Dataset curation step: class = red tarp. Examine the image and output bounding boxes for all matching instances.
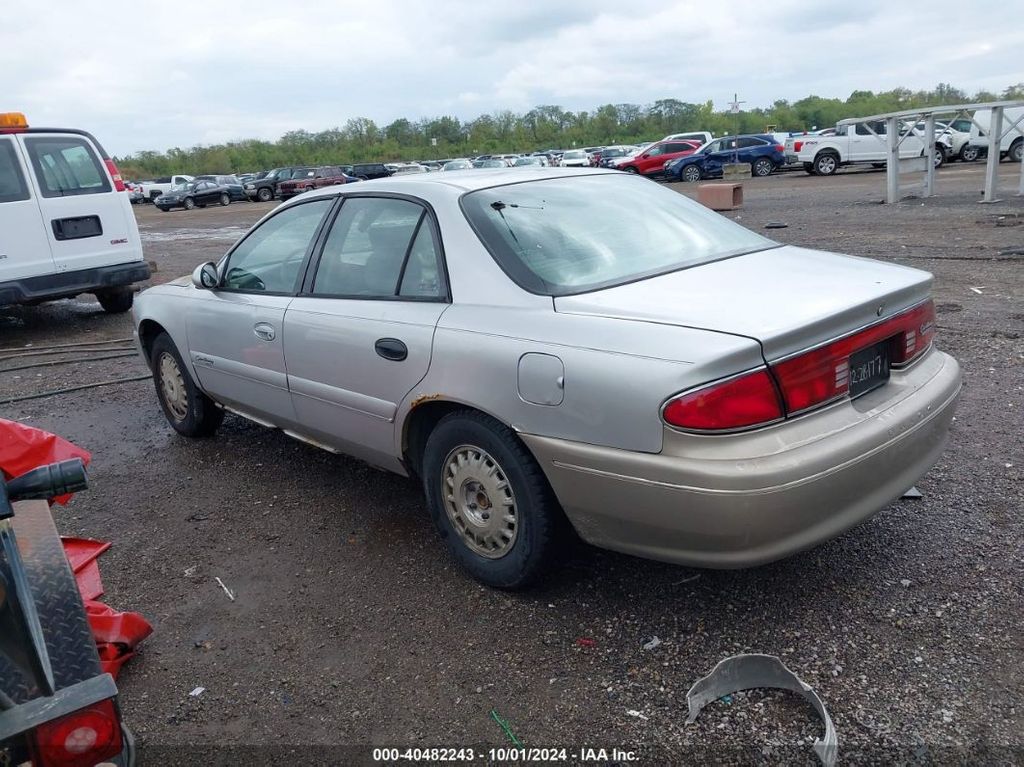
[1,418,153,677]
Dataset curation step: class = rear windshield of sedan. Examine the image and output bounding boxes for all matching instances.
[461,174,777,295]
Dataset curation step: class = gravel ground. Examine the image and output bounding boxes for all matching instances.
[1,164,1021,766]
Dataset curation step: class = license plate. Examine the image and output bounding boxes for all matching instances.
[848,341,891,398]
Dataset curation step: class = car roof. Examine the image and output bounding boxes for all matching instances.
[294,167,617,197]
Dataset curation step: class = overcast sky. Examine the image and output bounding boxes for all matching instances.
[2,0,1021,156]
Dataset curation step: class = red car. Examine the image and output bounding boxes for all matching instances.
[614,140,700,176]
[277,166,351,199]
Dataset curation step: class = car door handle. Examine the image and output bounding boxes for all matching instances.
[253,322,276,341]
[375,338,407,361]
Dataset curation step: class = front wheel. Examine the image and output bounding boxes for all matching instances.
[752,157,774,177]
[257,187,273,202]
[219,193,230,206]
[960,144,980,162]
[422,411,562,589]
[622,166,639,174]
[681,165,702,182]
[932,147,946,168]
[150,333,224,438]
[183,197,195,210]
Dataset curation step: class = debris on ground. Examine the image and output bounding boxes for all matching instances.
[625,710,649,721]
[189,686,206,697]
[901,486,924,499]
[642,636,662,651]
[576,637,596,649]
[764,222,789,229]
[686,654,837,767]
[490,709,523,747]
[215,576,236,601]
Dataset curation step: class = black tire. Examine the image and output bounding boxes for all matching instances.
[752,157,775,177]
[871,162,886,169]
[813,151,839,176]
[422,410,562,589]
[681,164,702,182]
[803,162,815,175]
[150,332,224,438]
[1010,139,1023,163]
[622,165,639,174]
[257,186,273,202]
[219,193,230,206]
[932,146,945,169]
[960,144,979,162]
[183,197,195,210]
[95,287,134,313]
[198,204,207,208]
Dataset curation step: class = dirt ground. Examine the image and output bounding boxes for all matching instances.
[1,164,1022,765]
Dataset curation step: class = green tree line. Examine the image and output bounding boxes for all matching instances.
[117,82,1024,179]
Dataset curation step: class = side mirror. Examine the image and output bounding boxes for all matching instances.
[641,153,650,159]
[192,262,219,290]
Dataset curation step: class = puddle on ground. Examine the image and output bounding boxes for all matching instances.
[139,226,249,243]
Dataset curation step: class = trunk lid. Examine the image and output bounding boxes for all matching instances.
[554,245,932,360]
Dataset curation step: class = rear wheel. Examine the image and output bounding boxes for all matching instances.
[1010,139,1023,163]
[257,187,273,202]
[95,287,133,313]
[150,333,224,438]
[960,144,979,162]
[752,157,775,177]
[183,197,195,210]
[422,411,562,589]
[813,151,839,176]
[682,164,702,182]
[219,193,230,206]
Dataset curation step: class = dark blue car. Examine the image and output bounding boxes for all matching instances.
[665,134,785,182]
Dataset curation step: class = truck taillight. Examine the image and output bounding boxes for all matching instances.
[103,158,125,192]
[29,698,123,767]
[663,369,784,431]
[794,141,804,152]
[771,300,936,414]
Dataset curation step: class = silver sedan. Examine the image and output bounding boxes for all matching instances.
[133,168,961,588]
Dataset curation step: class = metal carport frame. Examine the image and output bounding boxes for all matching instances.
[837,100,1024,203]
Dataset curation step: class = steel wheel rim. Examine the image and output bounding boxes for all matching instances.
[158,352,189,421]
[442,444,517,559]
[819,156,836,174]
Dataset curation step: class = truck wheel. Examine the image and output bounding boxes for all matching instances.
[422,410,563,589]
[752,158,774,177]
[1010,139,1023,163]
[95,288,134,314]
[960,144,979,162]
[813,152,839,176]
[150,332,224,438]
[257,187,273,202]
[219,193,230,206]
[183,197,195,210]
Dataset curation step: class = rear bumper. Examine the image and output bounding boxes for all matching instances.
[523,348,961,568]
[0,261,151,306]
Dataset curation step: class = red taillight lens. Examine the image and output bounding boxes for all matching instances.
[773,144,785,152]
[103,158,125,192]
[772,300,936,414]
[794,141,804,152]
[30,698,123,767]
[663,369,783,431]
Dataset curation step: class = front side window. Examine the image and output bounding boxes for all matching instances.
[461,174,776,296]
[0,139,30,203]
[312,197,443,299]
[24,137,111,198]
[223,199,333,293]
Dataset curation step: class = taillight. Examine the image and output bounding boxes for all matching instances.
[103,158,125,192]
[29,698,123,767]
[773,144,785,153]
[772,300,936,414]
[663,369,784,431]
[794,141,804,152]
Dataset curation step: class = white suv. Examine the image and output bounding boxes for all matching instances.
[0,112,149,313]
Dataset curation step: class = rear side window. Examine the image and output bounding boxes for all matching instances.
[23,137,111,198]
[0,139,30,203]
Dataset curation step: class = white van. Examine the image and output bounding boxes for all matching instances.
[0,112,149,313]
[969,107,1024,162]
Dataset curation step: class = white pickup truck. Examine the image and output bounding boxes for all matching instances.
[139,174,193,202]
[797,121,933,175]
